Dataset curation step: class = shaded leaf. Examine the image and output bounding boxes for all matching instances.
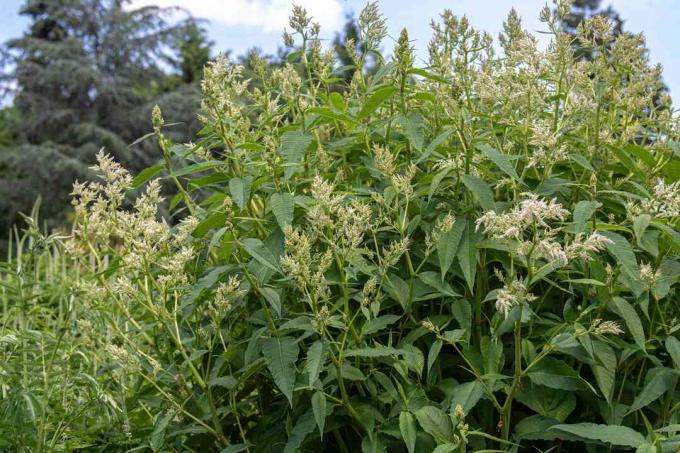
[262,336,299,406]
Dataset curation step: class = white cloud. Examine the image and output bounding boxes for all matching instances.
[130,0,344,34]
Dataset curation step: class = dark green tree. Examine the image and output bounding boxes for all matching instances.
[560,0,623,59]
[0,0,210,234]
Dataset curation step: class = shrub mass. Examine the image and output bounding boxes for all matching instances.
[2,2,680,452]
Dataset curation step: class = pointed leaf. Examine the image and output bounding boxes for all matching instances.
[399,411,417,453]
[549,423,646,448]
[262,336,299,406]
[437,217,465,279]
[312,391,327,438]
[461,175,495,211]
[456,219,479,293]
[305,340,327,385]
[609,297,645,351]
[476,143,520,181]
[270,193,294,228]
[358,86,397,119]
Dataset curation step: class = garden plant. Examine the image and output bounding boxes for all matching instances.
[1,1,680,452]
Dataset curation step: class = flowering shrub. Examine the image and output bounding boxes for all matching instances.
[3,2,680,451]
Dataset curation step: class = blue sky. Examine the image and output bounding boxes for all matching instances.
[2,0,679,95]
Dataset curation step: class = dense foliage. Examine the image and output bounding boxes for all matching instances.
[2,2,680,452]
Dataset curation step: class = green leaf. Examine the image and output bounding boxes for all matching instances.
[400,113,425,150]
[415,405,453,443]
[150,411,173,451]
[262,336,299,406]
[460,175,495,211]
[448,381,484,415]
[172,160,224,177]
[427,340,443,374]
[270,193,295,228]
[609,297,646,351]
[602,231,643,294]
[361,315,401,336]
[624,144,656,167]
[260,287,281,317]
[548,423,646,448]
[516,384,576,422]
[305,340,327,386]
[572,200,600,234]
[208,376,238,390]
[358,86,397,119]
[666,336,680,368]
[628,367,678,413]
[437,217,465,279]
[345,346,403,358]
[633,214,651,246]
[229,176,252,209]
[399,411,417,453]
[312,391,327,438]
[431,445,457,453]
[476,143,520,181]
[527,358,583,391]
[417,127,455,164]
[280,130,312,179]
[283,409,316,453]
[220,444,252,453]
[132,164,164,189]
[241,238,280,273]
[592,340,616,405]
[456,219,479,293]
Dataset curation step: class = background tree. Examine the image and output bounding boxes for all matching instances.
[0,0,211,236]
[560,0,623,59]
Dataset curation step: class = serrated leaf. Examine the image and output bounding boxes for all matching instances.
[437,217,465,279]
[427,340,443,374]
[150,411,173,451]
[460,175,495,211]
[416,127,455,164]
[609,297,645,351]
[476,143,520,181]
[549,423,646,448]
[415,405,453,443]
[280,130,312,179]
[628,367,677,413]
[361,315,401,336]
[270,193,294,228]
[358,86,397,119]
[399,112,425,150]
[220,443,252,453]
[229,176,252,209]
[399,411,417,453]
[431,445,457,453]
[305,340,327,385]
[572,200,600,234]
[260,287,281,317]
[592,340,616,405]
[602,231,643,294]
[132,164,164,189]
[448,381,484,415]
[241,238,280,273]
[208,376,238,389]
[633,214,651,246]
[283,409,316,453]
[262,336,299,406]
[345,346,403,358]
[312,391,327,438]
[666,336,680,368]
[457,219,479,293]
[527,358,583,391]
